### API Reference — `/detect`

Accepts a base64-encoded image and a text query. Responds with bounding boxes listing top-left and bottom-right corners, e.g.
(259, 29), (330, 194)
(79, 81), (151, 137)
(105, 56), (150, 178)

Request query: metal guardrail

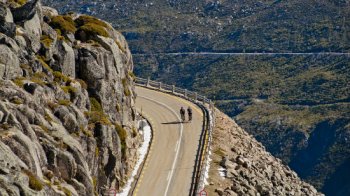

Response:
(134, 77), (215, 195)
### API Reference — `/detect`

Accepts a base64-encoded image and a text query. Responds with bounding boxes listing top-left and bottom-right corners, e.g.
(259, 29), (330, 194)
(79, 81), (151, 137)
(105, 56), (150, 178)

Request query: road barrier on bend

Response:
(134, 77), (215, 196)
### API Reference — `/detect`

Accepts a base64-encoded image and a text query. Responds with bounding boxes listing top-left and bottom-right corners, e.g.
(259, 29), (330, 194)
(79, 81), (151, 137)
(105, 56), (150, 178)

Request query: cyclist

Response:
(180, 107), (185, 122)
(187, 106), (193, 122)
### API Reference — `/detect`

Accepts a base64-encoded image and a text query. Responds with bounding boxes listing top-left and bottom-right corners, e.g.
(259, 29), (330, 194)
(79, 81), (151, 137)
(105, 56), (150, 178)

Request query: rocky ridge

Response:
(207, 109), (323, 196)
(0, 0), (141, 195)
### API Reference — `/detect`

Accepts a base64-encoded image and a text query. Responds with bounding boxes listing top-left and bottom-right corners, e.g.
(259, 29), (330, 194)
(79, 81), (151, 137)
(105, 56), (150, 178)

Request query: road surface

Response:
(134, 86), (204, 196)
(133, 52), (350, 56)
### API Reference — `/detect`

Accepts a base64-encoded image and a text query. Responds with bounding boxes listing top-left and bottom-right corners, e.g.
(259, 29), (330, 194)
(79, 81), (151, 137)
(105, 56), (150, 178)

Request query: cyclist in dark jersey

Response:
(187, 107), (193, 122)
(180, 107), (185, 122)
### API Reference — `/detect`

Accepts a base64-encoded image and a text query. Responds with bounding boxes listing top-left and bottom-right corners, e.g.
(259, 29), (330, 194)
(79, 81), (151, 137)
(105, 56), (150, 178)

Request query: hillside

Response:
(43, 0), (350, 53)
(0, 0), (140, 195)
(207, 109), (322, 196)
(42, 0), (350, 195)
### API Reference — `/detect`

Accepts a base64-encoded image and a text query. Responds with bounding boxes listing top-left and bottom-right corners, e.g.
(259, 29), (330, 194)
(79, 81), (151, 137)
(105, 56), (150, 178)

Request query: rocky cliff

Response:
(207, 109), (323, 196)
(0, 0), (141, 195)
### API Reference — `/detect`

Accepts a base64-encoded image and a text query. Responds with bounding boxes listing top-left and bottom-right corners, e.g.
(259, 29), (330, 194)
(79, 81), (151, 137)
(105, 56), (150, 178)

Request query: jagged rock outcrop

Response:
(207, 109), (323, 196)
(0, 0), (141, 195)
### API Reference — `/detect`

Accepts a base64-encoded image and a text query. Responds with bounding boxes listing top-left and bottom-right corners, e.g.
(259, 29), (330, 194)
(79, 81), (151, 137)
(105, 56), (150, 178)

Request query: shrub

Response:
(115, 123), (127, 158)
(58, 99), (71, 106)
(61, 86), (77, 95)
(76, 79), (88, 89)
(115, 40), (126, 53)
(41, 35), (53, 48)
(39, 124), (49, 133)
(62, 187), (72, 196)
(13, 77), (25, 88)
(23, 169), (44, 191)
(50, 15), (77, 34)
(53, 71), (71, 83)
(11, 97), (23, 105)
(47, 101), (59, 110)
(31, 72), (47, 86)
(78, 23), (109, 38)
(36, 55), (53, 73)
(85, 111), (111, 125)
(122, 78), (131, 96)
(9, 0), (27, 6)
(75, 15), (110, 41)
(80, 125), (93, 137)
(89, 97), (102, 112)
(75, 15), (108, 28)
(95, 147), (99, 157)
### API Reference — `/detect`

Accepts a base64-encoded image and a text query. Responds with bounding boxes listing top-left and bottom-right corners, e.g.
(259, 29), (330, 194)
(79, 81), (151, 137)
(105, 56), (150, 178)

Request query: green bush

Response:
(53, 71), (71, 83)
(76, 79), (88, 89)
(90, 97), (102, 112)
(13, 77), (25, 88)
(86, 99), (112, 125)
(78, 23), (109, 38)
(61, 86), (77, 95)
(9, 0), (27, 6)
(122, 78), (131, 96)
(75, 15), (110, 41)
(75, 15), (108, 28)
(41, 35), (53, 48)
(36, 55), (53, 73)
(58, 99), (71, 106)
(50, 15), (77, 34)
(115, 123), (127, 158)
(23, 169), (43, 191)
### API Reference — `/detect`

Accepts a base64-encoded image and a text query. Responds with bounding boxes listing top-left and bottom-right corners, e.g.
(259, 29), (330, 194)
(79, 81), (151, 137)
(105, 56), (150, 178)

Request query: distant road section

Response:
(133, 52), (350, 56)
(134, 86), (204, 196)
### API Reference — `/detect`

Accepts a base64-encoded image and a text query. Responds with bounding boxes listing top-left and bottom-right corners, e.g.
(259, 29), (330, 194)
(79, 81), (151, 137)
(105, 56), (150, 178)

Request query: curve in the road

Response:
(138, 95), (184, 196)
(134, 86), (204, 196)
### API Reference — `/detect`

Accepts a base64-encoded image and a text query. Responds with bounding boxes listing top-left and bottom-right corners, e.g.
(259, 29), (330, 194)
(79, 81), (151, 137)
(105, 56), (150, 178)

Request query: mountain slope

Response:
(41, 0), (350, 195)
(0, 1), (140, 195)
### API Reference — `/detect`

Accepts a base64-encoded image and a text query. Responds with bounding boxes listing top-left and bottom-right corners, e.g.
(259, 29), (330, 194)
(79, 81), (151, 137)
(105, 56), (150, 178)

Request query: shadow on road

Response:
(162, 121), (189, 124)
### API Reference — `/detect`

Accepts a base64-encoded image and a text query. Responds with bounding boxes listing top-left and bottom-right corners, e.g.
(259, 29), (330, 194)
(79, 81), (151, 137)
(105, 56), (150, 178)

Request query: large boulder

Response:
(52, 41), (75, 77)
(23, 12), (42, 53)
(0, 44), (21, 79)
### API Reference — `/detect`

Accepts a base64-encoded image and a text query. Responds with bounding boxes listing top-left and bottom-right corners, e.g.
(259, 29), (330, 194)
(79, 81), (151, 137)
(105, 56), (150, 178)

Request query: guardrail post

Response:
(194, 92), (198, 101)
(210, 100), (214, 110)
(159, 82), (162, 90)
(147, 77), (150, 86)
(172, 85), (175, 93)
(184, 89), (188, 98)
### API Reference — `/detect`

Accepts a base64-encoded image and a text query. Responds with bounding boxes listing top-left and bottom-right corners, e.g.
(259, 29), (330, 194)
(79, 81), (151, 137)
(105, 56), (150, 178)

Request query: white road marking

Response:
(167, 171), (171, 181)
(138, 95), (183, 196)
(175, 140), (179, 152)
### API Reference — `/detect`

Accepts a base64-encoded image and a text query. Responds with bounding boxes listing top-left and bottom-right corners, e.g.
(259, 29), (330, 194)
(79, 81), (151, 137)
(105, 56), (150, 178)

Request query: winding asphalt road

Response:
(134, 86), (203, 196)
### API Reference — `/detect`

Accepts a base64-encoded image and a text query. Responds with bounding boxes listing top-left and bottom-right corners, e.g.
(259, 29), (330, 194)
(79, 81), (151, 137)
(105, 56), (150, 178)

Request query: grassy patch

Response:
(75, 15), (110, 41)
(41, 35), (54, 48)
(53, 71), (71, 83)
(8, 0), (27, 6)
(61, 86), (77, 95)
(11, 97), (23, 105)
(58, 99), (71, 106)
(13, 77), (25, 88)
(122, 78), (131, 96)
(62, 187), (72, 196)
(23, 169), (43, 191)
(213, 148), (226, 157)
(76, 79), (88, 89)
(85, 98), (111, 125)
(50, 15), (77, 34)
(115, 123), (127, 159)
(36, 55), (53, 73)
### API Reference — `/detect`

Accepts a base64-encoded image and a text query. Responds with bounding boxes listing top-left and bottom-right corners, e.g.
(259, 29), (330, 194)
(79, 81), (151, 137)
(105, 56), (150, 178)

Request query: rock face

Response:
(206, 109), (323, 196)
(0, 1), (140, 195)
